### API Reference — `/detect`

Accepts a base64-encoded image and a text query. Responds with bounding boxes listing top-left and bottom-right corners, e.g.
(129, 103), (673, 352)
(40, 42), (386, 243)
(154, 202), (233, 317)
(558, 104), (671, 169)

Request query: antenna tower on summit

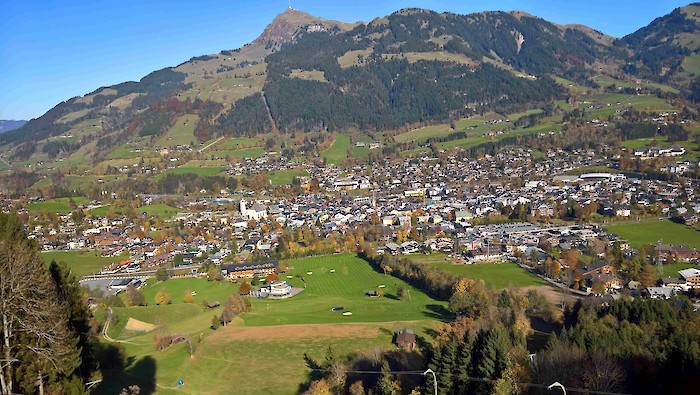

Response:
(289, 0), (293, 10)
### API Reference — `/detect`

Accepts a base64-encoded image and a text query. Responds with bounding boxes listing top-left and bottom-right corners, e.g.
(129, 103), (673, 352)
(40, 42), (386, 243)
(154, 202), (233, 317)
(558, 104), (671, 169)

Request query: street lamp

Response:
(424, 369), (438, 395)
(548, 382), (567, 395)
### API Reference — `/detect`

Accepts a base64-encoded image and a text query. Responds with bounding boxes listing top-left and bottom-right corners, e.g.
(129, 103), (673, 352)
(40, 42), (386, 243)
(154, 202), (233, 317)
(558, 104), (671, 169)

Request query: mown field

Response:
(322, 134), (351, 164)
(606, 220), (700, 249)
(41, 250), (130, 275)
(26, 197), (89, 214)
(155, 114), (199, 148)
(97, 254), (444, 394)
(407, 254), (548, 289)
(268, 169), (309, 185)
(659, 262), (700, 279)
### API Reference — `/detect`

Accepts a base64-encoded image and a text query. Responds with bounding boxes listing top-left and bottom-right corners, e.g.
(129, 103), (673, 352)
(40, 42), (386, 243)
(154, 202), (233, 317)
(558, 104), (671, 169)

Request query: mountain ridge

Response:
(2, 4), (698, 164)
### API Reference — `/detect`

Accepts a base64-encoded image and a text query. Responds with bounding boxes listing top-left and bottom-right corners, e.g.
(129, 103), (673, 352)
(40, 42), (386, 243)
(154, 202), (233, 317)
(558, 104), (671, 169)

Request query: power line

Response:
(309, 368), (629, 395)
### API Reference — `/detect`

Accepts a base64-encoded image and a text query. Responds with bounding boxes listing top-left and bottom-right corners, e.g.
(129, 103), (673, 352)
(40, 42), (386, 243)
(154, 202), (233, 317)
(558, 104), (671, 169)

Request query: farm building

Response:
(221, 260), (279, 279)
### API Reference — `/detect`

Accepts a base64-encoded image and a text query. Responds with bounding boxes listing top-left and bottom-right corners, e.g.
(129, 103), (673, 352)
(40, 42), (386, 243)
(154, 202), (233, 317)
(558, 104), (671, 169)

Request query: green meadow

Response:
(606, 220), (700, 249)
(97, 254), (444, 394)
(41, 251), (130, 276)
(322, 134), (351, 164)
(26, 197), (89, 214)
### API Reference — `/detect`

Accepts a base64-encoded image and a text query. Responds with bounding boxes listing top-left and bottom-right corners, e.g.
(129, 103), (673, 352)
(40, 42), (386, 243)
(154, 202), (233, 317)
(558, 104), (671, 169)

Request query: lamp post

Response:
(548, 382), (567, 395)
(423, 369), (438, 395)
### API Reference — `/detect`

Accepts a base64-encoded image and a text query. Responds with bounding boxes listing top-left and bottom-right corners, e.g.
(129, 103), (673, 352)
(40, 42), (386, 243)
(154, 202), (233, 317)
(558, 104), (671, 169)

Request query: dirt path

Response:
(198, 136), (224, 153)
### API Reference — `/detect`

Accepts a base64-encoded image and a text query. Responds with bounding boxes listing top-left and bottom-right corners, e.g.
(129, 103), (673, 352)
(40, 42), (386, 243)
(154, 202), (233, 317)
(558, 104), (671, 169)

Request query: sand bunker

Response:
(125, 317), (157, 332)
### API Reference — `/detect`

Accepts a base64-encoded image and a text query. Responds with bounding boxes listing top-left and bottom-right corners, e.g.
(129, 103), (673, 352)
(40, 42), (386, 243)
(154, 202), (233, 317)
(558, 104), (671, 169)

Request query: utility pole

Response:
(657, 239), (663, 275)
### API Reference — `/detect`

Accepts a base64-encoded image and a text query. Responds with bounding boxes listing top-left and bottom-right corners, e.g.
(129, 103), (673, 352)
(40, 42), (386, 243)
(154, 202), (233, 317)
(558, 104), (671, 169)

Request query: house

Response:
(647, 287), (675, 299)
(395, 329), (416, 351)
(679, 268), (700, 288)
(221, 260), (278, 279)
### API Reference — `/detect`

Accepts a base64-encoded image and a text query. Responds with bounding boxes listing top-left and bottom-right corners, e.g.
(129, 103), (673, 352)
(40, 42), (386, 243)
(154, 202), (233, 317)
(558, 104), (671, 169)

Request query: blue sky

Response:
(0, 0), (693, 120)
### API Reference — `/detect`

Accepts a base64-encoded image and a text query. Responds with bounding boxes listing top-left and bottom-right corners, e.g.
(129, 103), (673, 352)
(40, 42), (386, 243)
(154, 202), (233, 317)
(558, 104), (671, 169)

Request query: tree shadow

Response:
(94, 355), (157, 394)
(423, 304), (452, 321)
(384, 293), (400, 300)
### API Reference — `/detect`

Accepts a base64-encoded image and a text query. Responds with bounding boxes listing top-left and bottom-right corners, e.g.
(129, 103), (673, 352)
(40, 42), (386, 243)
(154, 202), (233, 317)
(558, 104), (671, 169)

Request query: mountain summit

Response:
(253, 8), (356, 51)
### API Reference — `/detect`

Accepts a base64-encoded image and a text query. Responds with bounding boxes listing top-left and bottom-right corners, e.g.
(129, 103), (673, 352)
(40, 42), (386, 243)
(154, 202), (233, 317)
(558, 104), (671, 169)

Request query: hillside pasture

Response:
(27, 197), (89, 214)
(322, 134), (351, 164)
(155, 114), (199, 148)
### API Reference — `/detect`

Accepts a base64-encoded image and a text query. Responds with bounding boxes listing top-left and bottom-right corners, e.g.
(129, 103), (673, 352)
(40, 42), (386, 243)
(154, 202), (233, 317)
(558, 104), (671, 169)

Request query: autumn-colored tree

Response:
(561, 248), (580, 270)
(638, 264), (658, 288)
(239, 281), (251, 295)
(591, 279), (607, 295)
(155, 289), (171, 305)
(265, 272), (280, 283)
(184, 289), (194, 303)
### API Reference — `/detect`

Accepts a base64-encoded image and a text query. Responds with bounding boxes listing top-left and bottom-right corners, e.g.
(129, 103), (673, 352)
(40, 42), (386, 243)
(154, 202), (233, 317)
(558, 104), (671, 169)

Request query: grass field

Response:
(606, 220), (700, 249)
(322, 134), (351, 164)
(96, 254), (444, 394)
(408, 255), (548, 289)
(658, 262), (700, 279)
(268, 169), (309, 185)
(216, 137), (260, 150)
(139, 204), (179, 219)
(26, 197), (89, 214)
(156, 114), (199, 148)
(156, 167), (224, 179)
(41, 251), (130, 276)
(207, 147), (266, 159)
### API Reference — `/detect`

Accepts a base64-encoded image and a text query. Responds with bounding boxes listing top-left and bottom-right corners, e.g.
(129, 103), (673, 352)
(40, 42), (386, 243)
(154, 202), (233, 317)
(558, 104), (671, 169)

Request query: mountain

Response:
(617, 2), (700, 84)
(2, 4), (698, 164)
(0, 120), (27, 134)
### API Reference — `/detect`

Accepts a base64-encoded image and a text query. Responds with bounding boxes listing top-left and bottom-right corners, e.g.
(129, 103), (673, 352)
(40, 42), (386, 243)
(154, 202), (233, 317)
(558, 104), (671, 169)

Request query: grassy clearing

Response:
(139, 204), (180, 219)
(245, 254), (448, 326)
(409, 256), (548, 289)
(107, 144), (158, 159)
(338, 48), (374, 67)
(659, 262), (700, 279)
(381, 52), (478, 66)
(322, 134), (351, 164)
(155, 114), (199, 148)
(156, 167), (224, 179)
(95, 254), (444, 394)
(41, 251), (129, 276)
(606, 220), (700, 249)
(290, 69), (327, 82)
(592, 74), (679, 94)
(26, 197), (89, 214)
(268, 169), (309, 185)
(216, 137), (260, 150)
(207, 147), (266, 159)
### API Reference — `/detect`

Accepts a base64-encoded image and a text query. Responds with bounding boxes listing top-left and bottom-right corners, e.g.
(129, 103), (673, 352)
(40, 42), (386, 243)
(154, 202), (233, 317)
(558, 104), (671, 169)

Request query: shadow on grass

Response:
(423, 304), (453, 321)
(95, 355), (157, 394)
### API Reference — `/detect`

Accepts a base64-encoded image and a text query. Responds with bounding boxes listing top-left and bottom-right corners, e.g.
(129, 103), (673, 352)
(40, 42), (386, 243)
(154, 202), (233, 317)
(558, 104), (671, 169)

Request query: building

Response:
(221, 260), (279, 280)
(395, 329), (416, 351)
(240, 199), (267, 221)
(679, 268), (700, 288)
(260, 281), (292, 297)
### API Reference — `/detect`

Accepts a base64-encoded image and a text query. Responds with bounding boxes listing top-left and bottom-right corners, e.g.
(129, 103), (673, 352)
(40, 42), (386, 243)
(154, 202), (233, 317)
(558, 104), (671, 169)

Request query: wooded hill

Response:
(3, 4), (700, 162)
